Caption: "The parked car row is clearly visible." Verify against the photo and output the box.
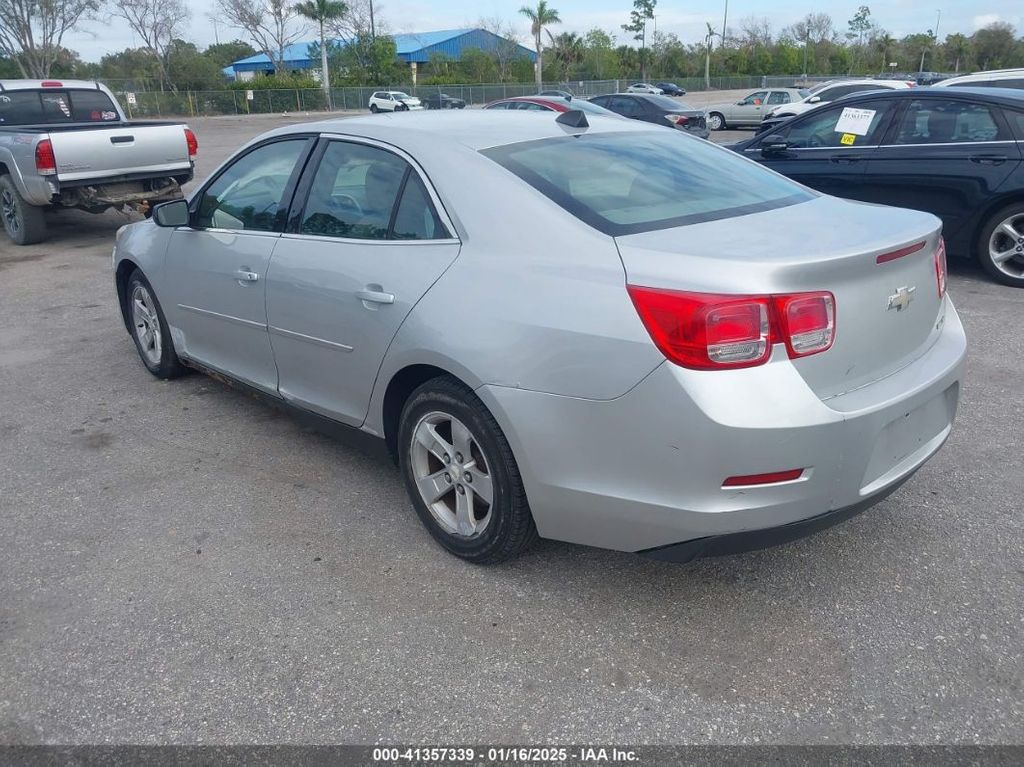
[726,86,1024,287]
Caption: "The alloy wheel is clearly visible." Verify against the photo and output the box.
[410,411,494,538]
[1,187,19,234]
[988,213,1024,280]
[131,284,163,366]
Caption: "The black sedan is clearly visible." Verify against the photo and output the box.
[656,82,687,96]
[589,93,709,139]
[729,87,1024,287]
[421,92,466,109]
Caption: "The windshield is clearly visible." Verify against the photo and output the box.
[564,99,618,116]
[482,131,813,236]
[392,92,411,99]
[644,94,695,111]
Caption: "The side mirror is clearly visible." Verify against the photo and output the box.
[808,95,822,103]
[152,199,189,227]
[760,134,791,156]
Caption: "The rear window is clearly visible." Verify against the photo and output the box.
[482,131,813,236]
[643,94,690,111]
[0,89,120,125]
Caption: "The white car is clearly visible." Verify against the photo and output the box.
[934,68,1024,90]
[766,79,913,121]
[368,91,423,113]
[626,83,663,95]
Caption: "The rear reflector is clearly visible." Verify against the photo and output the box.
[627,286,835,370]
[934,237,947,298]
[184,127,198,157]
[876,240,926,264]
[35,139,56,175]
[723,469,804,487]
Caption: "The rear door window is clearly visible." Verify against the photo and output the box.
[891,99,1009,144]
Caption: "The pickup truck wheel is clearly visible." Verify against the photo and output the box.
[126,270,187,379]
[0,174,47,245]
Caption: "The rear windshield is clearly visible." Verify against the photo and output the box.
[482,131,813,236]
[643,94,691,110]
[0,89,120,126]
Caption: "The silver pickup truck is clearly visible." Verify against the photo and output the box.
[0,79,195,245]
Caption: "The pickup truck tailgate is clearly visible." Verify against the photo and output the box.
[49,124,191,183]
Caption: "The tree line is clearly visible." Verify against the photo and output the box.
[2,0,1023,93]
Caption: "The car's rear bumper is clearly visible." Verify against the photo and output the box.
[639,473,912,562]
[478,297,966,556]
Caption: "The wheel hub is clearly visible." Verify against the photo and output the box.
[988,213,1024,279]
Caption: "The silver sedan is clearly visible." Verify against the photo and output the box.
[113,110,966,564]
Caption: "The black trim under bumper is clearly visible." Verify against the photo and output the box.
[639,474,912,563]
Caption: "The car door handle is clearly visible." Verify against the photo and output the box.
[830,156,862,164]
[235,269,260,283]
[355,288,395,305]
[970,154,1008,165]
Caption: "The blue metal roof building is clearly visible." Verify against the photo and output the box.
[228,28,536,78]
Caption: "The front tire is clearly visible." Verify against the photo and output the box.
[370,103,379,113]
[398,377,537,564]
[1,174,47,245]
[126,270,187,379]
[977,202,1024,287]
[707,112,726,131]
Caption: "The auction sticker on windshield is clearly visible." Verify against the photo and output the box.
[835,107,877,136]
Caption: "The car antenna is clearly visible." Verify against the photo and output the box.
[556,110,589,129]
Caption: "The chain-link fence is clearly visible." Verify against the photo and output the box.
[115,75,860,118]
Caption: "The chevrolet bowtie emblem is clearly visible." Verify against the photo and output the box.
[887,285,916,312]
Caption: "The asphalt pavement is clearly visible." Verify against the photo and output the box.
[0,113,1021,745]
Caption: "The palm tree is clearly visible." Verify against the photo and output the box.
[519,1,561,90]
[296,0,348,109]
[874,32,896,75]
[945,33,970,73]
[546,31,584,82]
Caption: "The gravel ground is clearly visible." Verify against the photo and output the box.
[0,111,1021,746]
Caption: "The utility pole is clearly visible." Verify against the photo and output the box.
[721,0,728,48]
[919,9,941,72]
[369,0,376,40]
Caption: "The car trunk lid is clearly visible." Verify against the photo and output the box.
[615,195,945,400]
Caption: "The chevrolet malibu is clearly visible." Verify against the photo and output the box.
[112,110,966,564]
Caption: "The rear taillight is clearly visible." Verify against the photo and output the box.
[627,286,836,370]
[667,114,689,126]
[772,292,835,358]
[934,237,947,298]
[184,128,198,158]
[35,139,56,175]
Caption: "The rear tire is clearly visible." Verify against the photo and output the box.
[126,269,187,379]
[0,174,47,245]
[707,112,726,131]
[977,202,1024,288]
[398,376,538,564]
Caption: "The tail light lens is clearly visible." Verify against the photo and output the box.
[772,292,835,358]
[627,286,836,370]
[667,114,689,126]
[35,139,56,175]
[934,237,947,298]
[184,128,198,158]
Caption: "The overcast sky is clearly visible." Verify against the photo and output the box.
[63,1,1023,62]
